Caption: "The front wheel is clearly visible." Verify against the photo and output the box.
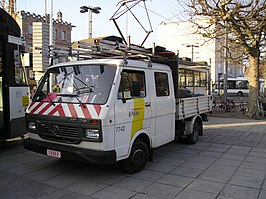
[121,140,149,173]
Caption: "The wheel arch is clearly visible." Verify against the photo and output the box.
[129,132,152,161]
[185,115,203,136]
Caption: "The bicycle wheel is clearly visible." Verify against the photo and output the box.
[215,104,226,112]
[226,105,233,112]
[252,106,264,120]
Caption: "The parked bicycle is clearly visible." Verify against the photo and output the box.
[213,95,226,112]
[252,96,264,120]
[237,97,248,114]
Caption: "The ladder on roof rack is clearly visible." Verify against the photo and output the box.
[48,37,176,64]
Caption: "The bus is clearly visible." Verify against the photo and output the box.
[0,8,30,139]
[178,60,210,97]
[215,77,264,97]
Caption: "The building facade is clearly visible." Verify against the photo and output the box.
[15,10,73,81]
[156,17,244,87]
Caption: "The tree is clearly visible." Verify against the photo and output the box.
[184,0,266,117]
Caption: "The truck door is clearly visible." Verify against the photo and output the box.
[153,71,175,147]
[114,69,151,158]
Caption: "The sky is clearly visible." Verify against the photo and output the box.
[16,0,187,47]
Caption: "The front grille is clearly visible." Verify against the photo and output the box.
[37,123,82,144]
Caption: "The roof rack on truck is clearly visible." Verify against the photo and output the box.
[48,36,176,64]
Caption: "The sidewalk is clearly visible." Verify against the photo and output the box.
[1,116,266,199]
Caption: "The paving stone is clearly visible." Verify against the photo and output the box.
[66,180,107,196]
[219,184,259,199]
[205,164,237,175]
[214,158,241,167]
[199,151,223,158]
[0,159,22,170]
[131,193,165,199]
[92,186,136,199]
[205,144,231,153]
[178,148,201,155]
[0,178,57,199]
[235,168,266,179]
[43,173,82,188]
[181,160,211,170]
[240,161,266,171]
[220,153,246,161]
[258,190,266,199]
[146,161,177,173]
[225,146,251,155]
[129,170,165,183]
[187,179,224,194]
[245,156,266,164]
[157,157,186,167]
[141,182,182,199]
[170,166,203,178]
[7,164,40,175]
[39,190,90,199]
[199,171,232,183]
[175,189,217,199]
[229,175,264,189]
[158,174,194,188]
[112,177,153,192]
[262,180,266,190]
[189,155,217,164]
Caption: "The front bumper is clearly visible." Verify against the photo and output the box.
[23,138,116,165]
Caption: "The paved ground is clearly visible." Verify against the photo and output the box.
[1,116,266,199]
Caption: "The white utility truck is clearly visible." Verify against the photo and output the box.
[24,38,212,173]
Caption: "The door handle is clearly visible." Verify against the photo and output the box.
[145,102,151,107]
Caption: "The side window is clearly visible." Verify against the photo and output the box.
[118,70,146,99]
[155,72,170,97]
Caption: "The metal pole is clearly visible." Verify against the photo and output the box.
[88,9,92,38]
[49,0,53,46]
[223,26,228,103]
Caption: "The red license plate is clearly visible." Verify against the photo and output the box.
[47,149,61,158]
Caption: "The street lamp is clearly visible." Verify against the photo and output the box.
[80,6,101,39]
[186,44,199,62]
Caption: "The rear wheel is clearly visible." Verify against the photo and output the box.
[121,140,148,173]
[187,119,202,144]
[252,106,264,120]
[237,91,243,97]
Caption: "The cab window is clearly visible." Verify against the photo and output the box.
[155,72,170,97]
[118,70,146,99]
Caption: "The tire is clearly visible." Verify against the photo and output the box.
[121,140,149,173]
[219,104,226,112]
[214,103,226,112]
[187,119,202,144]
[237,91,243,97]
[252,106,264,120]
[226,105,232,112]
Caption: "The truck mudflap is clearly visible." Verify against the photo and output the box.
[23,138,116,165]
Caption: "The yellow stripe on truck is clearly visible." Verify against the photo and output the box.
[130,98,145,140]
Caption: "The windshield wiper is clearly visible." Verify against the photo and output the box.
[75,86,95,95]
[58,93,78,97]
[58,93,87,108]
[38,91,56,106]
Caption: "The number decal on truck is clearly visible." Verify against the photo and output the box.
[116,126,125,133]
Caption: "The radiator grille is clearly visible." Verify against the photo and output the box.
[37,123,82,144]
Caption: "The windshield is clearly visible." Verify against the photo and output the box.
[32,64,116,104]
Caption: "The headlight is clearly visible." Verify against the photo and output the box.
[84,129,101,141]
[28,122,36,131]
